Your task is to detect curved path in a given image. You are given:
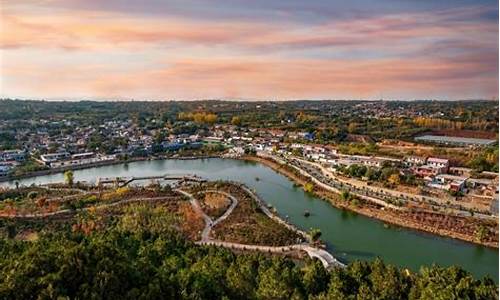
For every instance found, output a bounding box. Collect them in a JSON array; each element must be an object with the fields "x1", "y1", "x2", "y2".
[
  {"x1": 177, "y1": 187, "x2": 344, "y2": 269},
  {"x1": 176, "y1": 189, "x2": 239, "y2": 242},
  {"x1": 1, "y1": 182, "x2": 344, "y2": 268},
  {"x1": 204, "y1": 190, "x2": 239, "y2": 227}
]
